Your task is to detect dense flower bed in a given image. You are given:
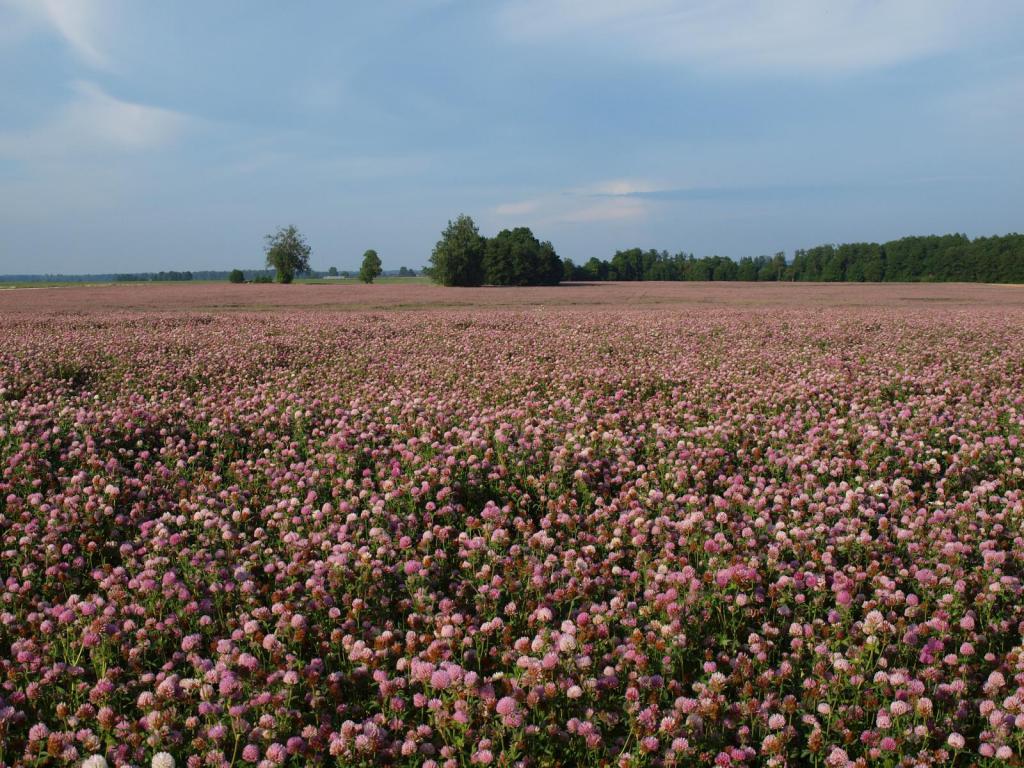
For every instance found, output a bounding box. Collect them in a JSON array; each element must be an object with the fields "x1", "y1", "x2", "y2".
[{"x1": 1, "y1": 307, "x2": 1023, "y2": 767}]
